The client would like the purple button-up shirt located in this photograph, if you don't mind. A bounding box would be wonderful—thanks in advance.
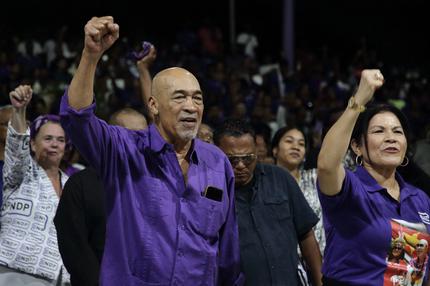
[318,166,430,285]
[59,93,243,286]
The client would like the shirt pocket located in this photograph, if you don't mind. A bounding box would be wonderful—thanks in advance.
[134,176,171,218]
[188,195,226,239]
[263,195,292,221]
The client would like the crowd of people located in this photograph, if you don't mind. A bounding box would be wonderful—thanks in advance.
[0,15,430,286]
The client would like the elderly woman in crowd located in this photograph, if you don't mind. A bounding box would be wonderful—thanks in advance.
[317,69,430,285]
[0,85,69,285]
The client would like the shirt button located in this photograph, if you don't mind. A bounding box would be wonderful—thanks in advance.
[180,224,186,230]
[180,198,186,203]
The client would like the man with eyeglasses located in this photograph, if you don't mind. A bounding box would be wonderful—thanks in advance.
[214,119,322,286]
[408,239,429,285]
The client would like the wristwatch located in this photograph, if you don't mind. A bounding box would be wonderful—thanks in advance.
[348,96,366,112]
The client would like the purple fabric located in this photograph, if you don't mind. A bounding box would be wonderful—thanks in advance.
[318,166,430,284]
[59,92,243,286]
[30,114,61,139]
[131,41,152,61]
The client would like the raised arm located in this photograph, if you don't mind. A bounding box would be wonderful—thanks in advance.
[4,85,33,190]
[136,43,157,120]
[9,85,32,133]
[317,69,384,196]
[68,16,119,109]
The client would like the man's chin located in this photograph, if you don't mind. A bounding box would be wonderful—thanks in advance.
[177,130,197,142]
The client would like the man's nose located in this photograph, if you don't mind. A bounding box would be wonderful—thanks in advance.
[183,96,198,112]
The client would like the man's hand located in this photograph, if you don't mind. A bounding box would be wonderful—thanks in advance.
[83,16,119,60]
[137,44,157,72]
[354,69,384,106]
[9,85,32,109]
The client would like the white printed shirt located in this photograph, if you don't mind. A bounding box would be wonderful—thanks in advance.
[0,124,69,282]
[299,168,326,253]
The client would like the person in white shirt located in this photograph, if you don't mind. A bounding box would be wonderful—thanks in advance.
[0,84,70,285]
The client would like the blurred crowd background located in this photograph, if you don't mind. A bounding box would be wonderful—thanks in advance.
[1,0,429,168]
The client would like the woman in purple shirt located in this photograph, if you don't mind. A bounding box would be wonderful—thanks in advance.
[317,69,430,286]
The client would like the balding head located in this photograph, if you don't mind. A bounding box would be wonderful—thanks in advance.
[148,67,204,145]
[151,67,200,100]
[109,108,148,130]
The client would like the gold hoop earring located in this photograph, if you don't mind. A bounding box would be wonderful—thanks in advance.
[400,156,409,167]
[355,155,363,166]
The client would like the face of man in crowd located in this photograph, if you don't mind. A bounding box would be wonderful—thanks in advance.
[151,68,203,144]
[197,123,213,144]
[415,239,428,259]
[356,112,407,170]
[218,133,258,187]
[31,122,66,168]
[273,128,306,170]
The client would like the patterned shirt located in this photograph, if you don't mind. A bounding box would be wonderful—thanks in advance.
[299,168,326,253]
[0,124,69,282]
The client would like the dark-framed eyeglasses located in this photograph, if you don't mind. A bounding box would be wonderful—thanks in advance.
[416,243,426,248]
[227,154,257,166]
[393,246,403,250]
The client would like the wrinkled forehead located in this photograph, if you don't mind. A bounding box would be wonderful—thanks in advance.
[221,134,256,154]
[369,111,402,128]
[154,69,201,96]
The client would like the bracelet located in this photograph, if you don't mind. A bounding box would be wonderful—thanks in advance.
[347,96,366,112]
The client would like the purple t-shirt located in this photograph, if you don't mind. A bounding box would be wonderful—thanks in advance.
[318,166,430,285]
[59,93,243,286]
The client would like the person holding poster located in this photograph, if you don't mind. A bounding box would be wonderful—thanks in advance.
[317,69,430,286]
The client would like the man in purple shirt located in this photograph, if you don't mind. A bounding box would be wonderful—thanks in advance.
[59,16,243,286]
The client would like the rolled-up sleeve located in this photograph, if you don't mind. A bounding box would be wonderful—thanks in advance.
[59,91,126,181]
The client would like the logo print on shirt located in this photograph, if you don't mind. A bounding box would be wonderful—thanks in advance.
[418,212,430,225]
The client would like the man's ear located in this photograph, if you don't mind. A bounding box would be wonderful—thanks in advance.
[148,96,159,116]
[350,139,361,157]
[272,147,278,158]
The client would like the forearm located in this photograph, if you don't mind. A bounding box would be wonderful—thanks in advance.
[10,107,27,133]
[138,67,151,103]
[3,125,31,189]
[138,66,154,122]
[300,230,322,286]
[318,108,359,171]
[68,50,99,109]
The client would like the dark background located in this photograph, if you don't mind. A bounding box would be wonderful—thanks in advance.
[1,0,428,67]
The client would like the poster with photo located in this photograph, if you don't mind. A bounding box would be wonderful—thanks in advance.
[384,219,430,286]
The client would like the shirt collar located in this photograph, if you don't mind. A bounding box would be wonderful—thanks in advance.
[355,165,417,196]
[148,124,199,164]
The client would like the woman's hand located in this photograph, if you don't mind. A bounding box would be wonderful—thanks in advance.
[354,69,384,106]
[9,85,32,109]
